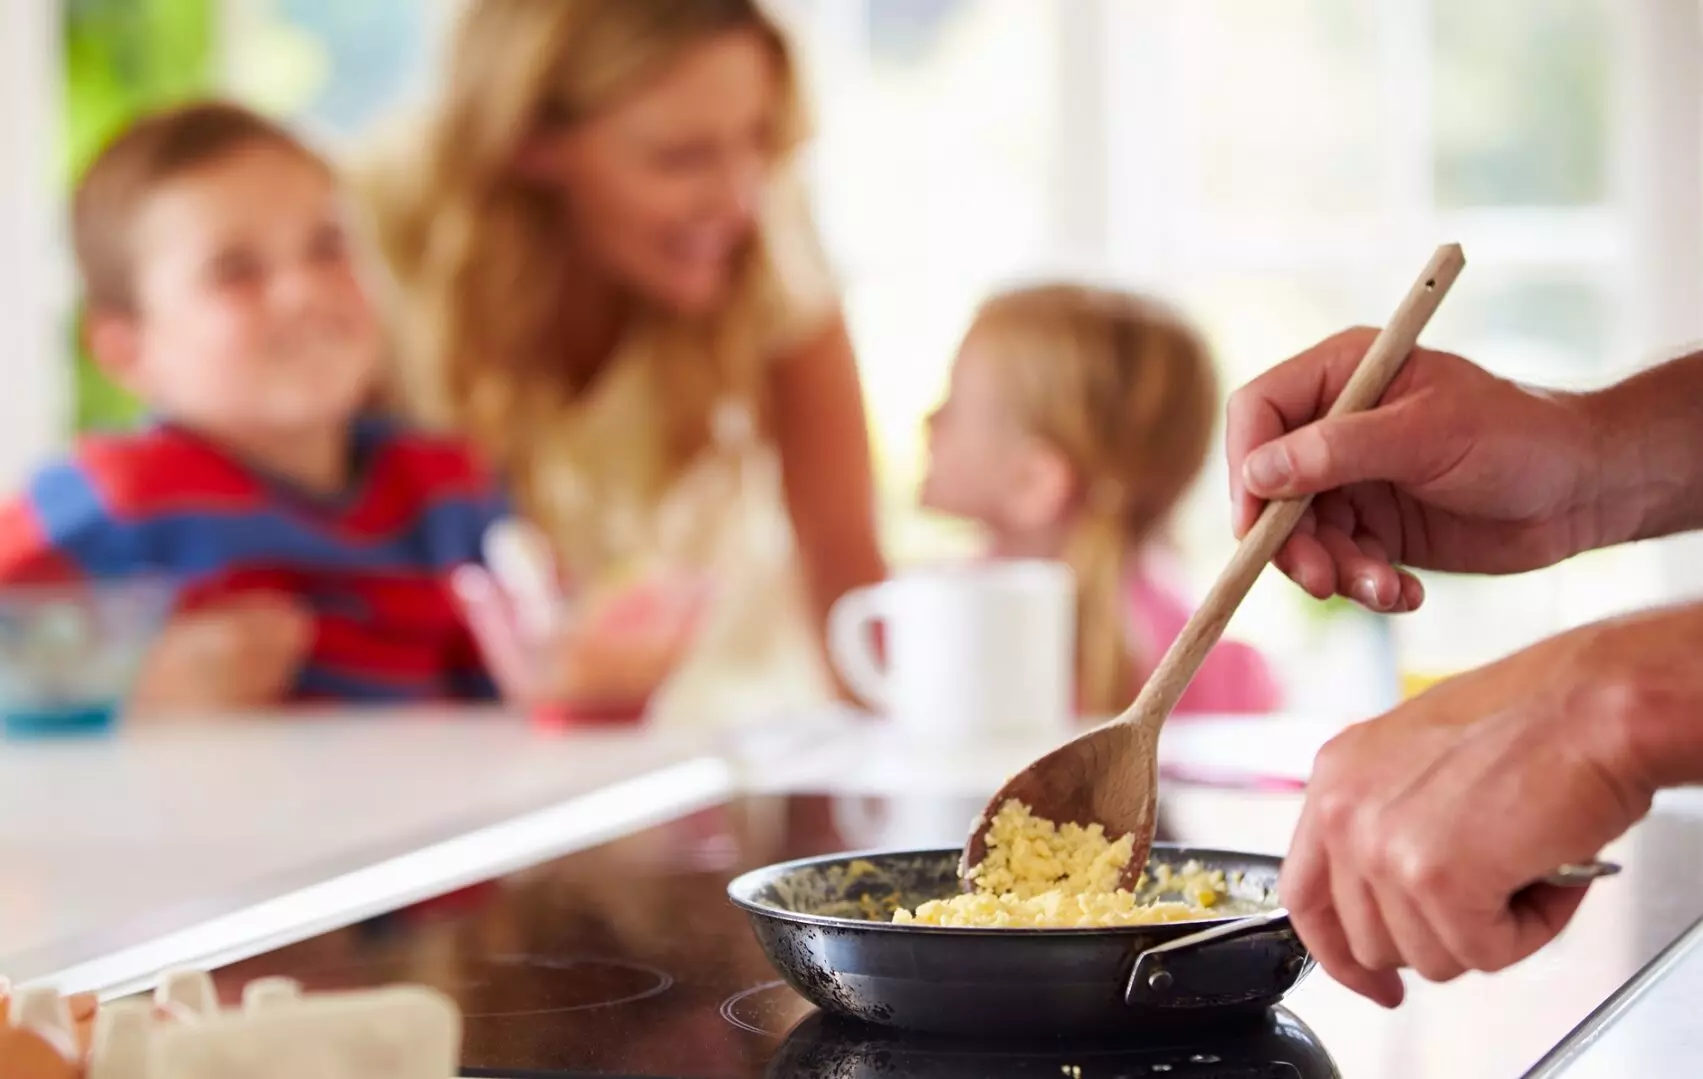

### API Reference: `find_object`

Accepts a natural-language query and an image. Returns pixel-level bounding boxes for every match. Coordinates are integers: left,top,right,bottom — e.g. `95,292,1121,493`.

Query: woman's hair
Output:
359,0,811,546
968,284,1218,716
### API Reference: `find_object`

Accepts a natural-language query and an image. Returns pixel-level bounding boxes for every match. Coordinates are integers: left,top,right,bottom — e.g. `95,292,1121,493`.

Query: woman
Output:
360,0,886,722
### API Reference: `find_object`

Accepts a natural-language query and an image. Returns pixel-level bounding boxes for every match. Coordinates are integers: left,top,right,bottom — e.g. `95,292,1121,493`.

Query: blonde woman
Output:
361,0,885,721
922,284,1280,717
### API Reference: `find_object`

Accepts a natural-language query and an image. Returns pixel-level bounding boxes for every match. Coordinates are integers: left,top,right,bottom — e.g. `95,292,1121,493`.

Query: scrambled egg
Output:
893,800,1226,928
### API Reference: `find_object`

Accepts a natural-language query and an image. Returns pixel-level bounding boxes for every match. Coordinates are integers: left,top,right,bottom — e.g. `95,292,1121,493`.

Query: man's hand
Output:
1227,328,1613,611
1279,603,1702,1006
132,593,314,713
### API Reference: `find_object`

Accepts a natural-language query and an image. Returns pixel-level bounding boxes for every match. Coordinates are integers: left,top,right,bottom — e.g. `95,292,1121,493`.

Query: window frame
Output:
0,0,69,490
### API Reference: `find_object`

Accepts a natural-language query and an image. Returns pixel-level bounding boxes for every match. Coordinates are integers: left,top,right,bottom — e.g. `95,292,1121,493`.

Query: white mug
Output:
828,560,1075,740
832,794,988,849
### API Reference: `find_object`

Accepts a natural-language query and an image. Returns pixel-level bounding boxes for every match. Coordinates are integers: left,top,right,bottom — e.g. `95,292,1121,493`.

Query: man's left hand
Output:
1280,603,1700,1006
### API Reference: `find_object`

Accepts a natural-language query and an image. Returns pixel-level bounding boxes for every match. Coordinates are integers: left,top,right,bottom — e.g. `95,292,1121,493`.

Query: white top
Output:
518,173,843,729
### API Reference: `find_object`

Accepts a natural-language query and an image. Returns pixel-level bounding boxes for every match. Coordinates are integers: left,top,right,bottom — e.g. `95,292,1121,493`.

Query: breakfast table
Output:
3,706,1700,1077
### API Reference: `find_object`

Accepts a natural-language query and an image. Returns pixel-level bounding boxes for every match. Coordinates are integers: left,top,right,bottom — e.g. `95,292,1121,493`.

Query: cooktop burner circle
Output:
462,955,675,1018
719,980,816,1038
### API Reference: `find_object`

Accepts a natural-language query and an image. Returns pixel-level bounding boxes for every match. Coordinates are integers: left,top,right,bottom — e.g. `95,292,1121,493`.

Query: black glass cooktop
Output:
210,795,1338,1078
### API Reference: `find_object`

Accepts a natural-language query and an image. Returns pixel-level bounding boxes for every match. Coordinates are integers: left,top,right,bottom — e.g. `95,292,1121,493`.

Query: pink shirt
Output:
1126,554,1281,716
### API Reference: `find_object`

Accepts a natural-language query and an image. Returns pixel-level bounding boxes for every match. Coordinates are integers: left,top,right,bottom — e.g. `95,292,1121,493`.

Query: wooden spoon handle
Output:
1119,243,1467,732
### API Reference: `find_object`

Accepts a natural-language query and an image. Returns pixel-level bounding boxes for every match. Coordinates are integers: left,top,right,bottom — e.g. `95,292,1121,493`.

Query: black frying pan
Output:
727,845,1311,1038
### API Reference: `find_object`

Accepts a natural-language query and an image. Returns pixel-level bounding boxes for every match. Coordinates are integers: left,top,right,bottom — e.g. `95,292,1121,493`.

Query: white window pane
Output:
225,0,452,140
1424,269,1614,385
1171,0,1384,219
1172,271,1382,385
799,0,1062,560
845,275,984,562
1432,0,1613,208
803,0,1059,277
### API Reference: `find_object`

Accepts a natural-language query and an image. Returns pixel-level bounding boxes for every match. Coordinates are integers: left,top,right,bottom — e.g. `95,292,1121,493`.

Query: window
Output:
220,0,453,147
790,0,1699,713
14,0,1702,708
789,0,1064,560
207,0,1689,710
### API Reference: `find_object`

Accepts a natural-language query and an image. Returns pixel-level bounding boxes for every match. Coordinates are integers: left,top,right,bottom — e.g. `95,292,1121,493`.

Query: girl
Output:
922,284,1280,718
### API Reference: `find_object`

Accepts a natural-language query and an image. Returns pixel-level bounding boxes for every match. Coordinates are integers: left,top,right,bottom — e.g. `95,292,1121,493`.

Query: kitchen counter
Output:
0,709,737,990
0,706,1322,991
6,708,1703,1077
1524,911,1703,1077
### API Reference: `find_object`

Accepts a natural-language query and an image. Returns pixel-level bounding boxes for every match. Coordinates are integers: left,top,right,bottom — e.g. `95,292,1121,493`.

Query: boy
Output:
0,102,505,705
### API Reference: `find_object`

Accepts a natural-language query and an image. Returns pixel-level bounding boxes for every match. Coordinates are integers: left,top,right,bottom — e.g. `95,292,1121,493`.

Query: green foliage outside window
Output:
64,0,216,431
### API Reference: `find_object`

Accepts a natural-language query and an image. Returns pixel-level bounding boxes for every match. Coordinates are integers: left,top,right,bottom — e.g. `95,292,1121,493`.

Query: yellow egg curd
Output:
893,800,1226,928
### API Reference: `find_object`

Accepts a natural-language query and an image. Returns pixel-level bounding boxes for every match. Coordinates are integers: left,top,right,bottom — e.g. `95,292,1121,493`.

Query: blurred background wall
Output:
5,0,1703,714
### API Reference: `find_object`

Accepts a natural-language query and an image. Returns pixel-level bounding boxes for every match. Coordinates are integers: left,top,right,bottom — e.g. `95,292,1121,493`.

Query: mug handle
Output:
827,583,891,712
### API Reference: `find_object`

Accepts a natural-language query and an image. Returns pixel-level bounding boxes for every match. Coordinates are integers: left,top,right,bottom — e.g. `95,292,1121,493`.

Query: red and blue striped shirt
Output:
0,419,507,703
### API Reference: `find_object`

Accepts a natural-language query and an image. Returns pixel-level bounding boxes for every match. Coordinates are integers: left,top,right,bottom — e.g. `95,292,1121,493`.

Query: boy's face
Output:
97,141,380,439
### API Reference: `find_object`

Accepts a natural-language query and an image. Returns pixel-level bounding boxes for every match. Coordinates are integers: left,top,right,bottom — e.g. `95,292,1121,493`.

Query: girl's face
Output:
516,30,782,315
921,338,1041,527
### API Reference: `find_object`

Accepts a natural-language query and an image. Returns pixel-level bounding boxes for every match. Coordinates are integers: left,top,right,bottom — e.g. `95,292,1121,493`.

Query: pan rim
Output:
726,843,1284,939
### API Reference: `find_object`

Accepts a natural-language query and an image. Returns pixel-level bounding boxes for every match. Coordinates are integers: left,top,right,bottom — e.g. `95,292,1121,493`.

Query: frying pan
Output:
727,846,1309,1038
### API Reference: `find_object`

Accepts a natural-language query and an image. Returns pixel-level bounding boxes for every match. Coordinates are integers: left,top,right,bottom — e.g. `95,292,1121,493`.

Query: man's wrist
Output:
1577,352,1703,549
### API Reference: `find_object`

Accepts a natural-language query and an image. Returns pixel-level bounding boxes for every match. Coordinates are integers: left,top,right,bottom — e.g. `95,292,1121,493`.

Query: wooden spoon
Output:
961,243,1467,887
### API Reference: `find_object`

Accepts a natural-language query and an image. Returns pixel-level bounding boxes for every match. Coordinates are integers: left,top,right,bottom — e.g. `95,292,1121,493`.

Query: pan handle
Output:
1125,908,1293,1007
1543,860,1620,886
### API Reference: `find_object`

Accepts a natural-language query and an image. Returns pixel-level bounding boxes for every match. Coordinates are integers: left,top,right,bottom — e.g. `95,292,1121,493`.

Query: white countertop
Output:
1524,914,1703,1078
0,709,739,990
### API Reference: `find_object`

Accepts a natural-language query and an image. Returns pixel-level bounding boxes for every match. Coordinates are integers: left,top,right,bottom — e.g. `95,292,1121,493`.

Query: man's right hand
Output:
1226,327,1616,611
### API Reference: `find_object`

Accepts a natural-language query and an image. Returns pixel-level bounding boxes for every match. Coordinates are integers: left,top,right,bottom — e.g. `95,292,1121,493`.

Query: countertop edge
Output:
20,755,736,997
1519,910,1703,1078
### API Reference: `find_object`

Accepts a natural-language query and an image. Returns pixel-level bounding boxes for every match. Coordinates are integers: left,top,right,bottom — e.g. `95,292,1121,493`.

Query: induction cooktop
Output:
208,795,1338,1078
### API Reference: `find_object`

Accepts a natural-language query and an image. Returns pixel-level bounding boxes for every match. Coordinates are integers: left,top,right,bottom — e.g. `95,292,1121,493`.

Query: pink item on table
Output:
451,563,647,729
449,563,709,731
1157,762,1308,792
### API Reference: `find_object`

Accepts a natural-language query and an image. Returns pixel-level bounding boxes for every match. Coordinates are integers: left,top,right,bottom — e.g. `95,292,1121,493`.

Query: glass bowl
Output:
0,577,177,739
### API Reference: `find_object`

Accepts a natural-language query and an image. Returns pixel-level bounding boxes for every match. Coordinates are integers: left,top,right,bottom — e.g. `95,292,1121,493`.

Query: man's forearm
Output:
1586,350,1703,547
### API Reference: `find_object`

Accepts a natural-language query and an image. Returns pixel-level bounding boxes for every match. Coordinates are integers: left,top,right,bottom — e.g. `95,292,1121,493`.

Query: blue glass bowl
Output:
0,578,177,739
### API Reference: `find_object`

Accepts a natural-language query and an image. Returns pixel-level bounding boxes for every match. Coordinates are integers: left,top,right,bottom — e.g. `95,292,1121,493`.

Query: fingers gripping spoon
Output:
960,244,1468,889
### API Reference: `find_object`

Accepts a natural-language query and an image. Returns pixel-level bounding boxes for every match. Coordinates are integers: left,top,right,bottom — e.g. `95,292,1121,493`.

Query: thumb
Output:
1242,402,1442,499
